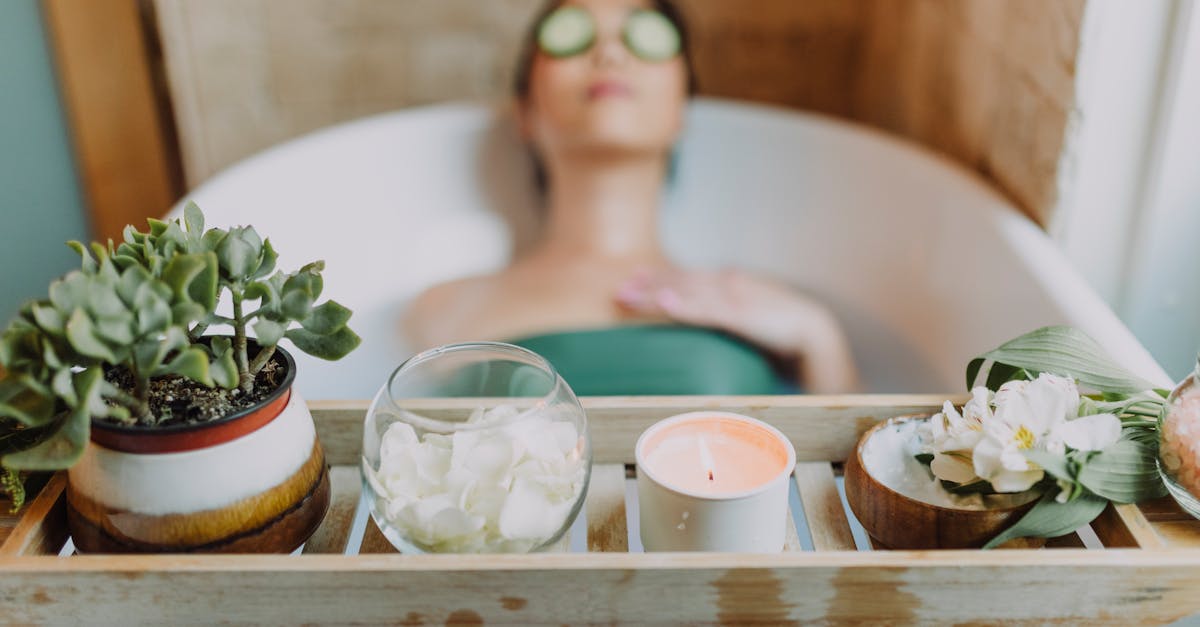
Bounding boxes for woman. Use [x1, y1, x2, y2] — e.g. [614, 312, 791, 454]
[405, 0, 858, 394]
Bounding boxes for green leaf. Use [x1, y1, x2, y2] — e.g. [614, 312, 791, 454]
[65, 309, 118, 363]
[1024, 448, 1074, 484]
[162, 253, 219, 313]
[67, 241, 96, 274]
[217, 227, 260, 279]
[95, 316, 135, 346]
[48, 273, 89, 313]
[285, 326, 361, 360]
[0, 381, 56, 426]
[300, 300, 352, 335]
[1076, 437, 1166, 503]
[30, 305, 65, 335]
[137, 295, 172, 336]
[252, 239, 278, 280]
[116, 265, 150, 305]
[1, 404, 89, 471]
[209, 346, 239, 390]
[253, 319, 286, 347]
[983, 490, 1107, 549]
[147, 218, 168, 237]
[155, 347, 213, 386]
[280, 289, 314, 321]
[184, 201, 205, 235]
[968, 326, 1159, 394]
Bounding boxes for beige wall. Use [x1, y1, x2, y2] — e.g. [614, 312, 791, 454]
[155, 0, 1085, 224]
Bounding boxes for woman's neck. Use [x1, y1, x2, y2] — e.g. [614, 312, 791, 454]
[529, 152, 669, 264]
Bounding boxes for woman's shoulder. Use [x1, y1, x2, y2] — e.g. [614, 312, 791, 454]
[403, 274, 499, 349]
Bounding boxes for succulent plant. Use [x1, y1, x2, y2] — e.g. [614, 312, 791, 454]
[0, 202, 360, 486]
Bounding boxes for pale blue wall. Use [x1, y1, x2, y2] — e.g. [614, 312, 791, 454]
[0, 0, 90, 324]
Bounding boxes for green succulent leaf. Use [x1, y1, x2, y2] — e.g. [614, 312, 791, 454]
[30, 304, 65, 335]
[252, 239, 278, 280]
[155, 347, 213, 386]
[183, 201, 205, 235]
[48, 273, 89, 313]
[285, 326, 361, 361]
[2, 403, 89, 471]
[253, 319, 286, 347]
[137, 295, 172, 336]
[0, 379, 56, 426]
[94, 316, 135, 346]
[280, 289, 314, 321]
[208, 345, 239, 390]
[217, 227, 261, 279]
[65, 308, 118, 363]
[161, 253, 219, 313]
[300, 300, 352, 335]
[67, 241, 96, 274]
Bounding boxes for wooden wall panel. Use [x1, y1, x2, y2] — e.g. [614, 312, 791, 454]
[150, 0, 1087, 225]
[42, 0, 183, 239]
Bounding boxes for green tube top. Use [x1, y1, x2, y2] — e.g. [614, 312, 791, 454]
[508, 325, 782, 396]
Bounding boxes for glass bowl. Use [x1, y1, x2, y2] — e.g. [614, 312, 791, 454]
[361, 342, 592, 553]
[1159, 367, 1200, 519]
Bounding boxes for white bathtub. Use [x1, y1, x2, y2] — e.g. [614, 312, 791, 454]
[175, 97, 1170, 399]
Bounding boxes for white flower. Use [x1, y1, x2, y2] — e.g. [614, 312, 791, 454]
[973, 374, 1077, 492]
[923, 388, 991, 484]
[972, 373, 1121, 493]
[1049, 412, 1121, 454]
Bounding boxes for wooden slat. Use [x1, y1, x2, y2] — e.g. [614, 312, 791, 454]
[302, 466, 360, 554]
[586, 464, 629, 553]
[1044, 533, 1087, 549]
[359, 518, 399, 554]
[311, 395, 957, 467]
[784, 509, 803, 552]
[4, 551, 1200, 624]
[0, 473, 68, 557]
[1140, 496, 1196, 522]
[793, 462, 857, 551]
[1092, 502, 1166, 549]
[1149, 521, 1200, 549]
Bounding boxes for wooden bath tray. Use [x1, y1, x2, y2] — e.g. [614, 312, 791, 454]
[4, 395, 1200, 625]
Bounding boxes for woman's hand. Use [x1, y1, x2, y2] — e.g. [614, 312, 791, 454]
[614, 267, 859, 393]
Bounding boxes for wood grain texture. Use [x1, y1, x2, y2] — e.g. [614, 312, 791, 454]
[311, 394, 960, 466]
[358, 517, 399, 555]
[150, 0, 1083, 223]
[0, 473, 67, 557]
[1093, 502, 1166, 549]
[793, 462, 856, 551]
[4, 551, 1200, 624]
[43, 0, 182, 239]
[585, 464, 628, 552]
[302, 465, 360, 554]
[784, 508, 803, 552]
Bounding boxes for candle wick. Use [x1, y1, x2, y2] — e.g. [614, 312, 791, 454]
[707, 470, 714, 482]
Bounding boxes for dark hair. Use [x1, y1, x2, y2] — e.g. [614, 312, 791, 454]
[512, 0, 698, 101]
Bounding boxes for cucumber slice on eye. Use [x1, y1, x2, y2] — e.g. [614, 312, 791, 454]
[537, 6, 597, 58]
[623, 9, 681, 62]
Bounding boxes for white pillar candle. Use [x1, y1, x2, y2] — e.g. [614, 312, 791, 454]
[635, 411, 796, 552]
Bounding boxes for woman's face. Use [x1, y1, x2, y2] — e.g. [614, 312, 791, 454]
[521, 0, 689, 160]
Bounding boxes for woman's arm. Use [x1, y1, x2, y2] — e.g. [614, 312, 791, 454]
[615, 267, 860, 393]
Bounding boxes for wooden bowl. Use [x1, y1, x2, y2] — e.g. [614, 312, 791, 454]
[844, 416, 1044, 550]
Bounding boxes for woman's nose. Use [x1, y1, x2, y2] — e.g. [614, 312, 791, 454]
[591, 34, 630, 69]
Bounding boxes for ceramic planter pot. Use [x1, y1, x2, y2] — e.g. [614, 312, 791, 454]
[844, 416, 1043, 550]
[66, 345, 330, 553]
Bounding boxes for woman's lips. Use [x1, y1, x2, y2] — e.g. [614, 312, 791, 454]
[587, 81, 633, 100]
